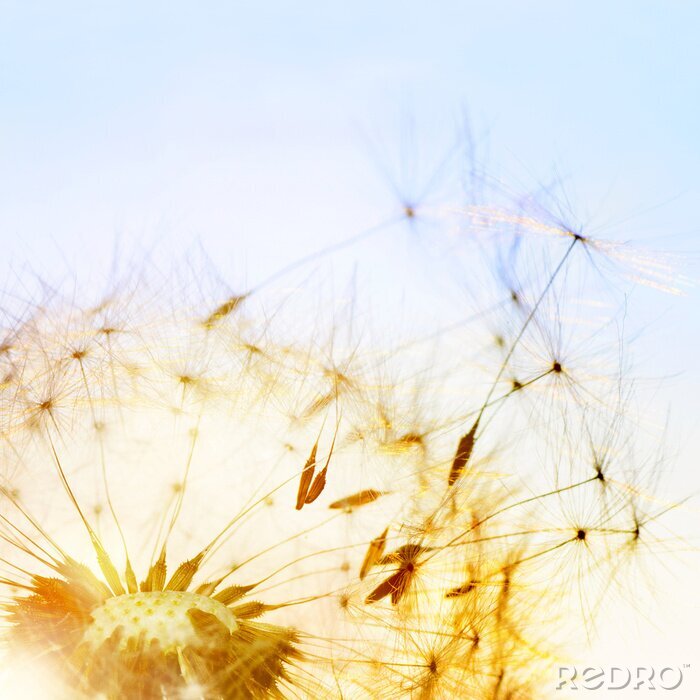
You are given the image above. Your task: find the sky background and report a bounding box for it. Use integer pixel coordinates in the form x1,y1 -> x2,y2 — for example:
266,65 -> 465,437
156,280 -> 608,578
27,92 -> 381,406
1,2 -> 699,695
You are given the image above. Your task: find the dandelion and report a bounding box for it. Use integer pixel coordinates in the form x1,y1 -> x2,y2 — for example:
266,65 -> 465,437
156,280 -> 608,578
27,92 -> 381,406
0,134 -> 686,699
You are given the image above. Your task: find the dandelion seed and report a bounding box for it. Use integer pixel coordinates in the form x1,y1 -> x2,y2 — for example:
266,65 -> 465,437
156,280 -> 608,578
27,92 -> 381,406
328,489 -> 385,510
366,544 -> 427,605
201,295 -> 247,330
448,418 -> 480,486
304,465 -> 327,504
365,569 -> 411,605
295,442 -> 318,510
359,527 -> 389,580
304,425 -> 338,505
445,579 -> 479,598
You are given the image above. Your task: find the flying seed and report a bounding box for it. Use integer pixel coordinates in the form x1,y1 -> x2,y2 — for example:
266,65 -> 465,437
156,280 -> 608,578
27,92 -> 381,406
445,580 -> 479,598
448,417 -> 480,486
360,527 -> 388,580
329,489 -> 385,510
378,543 -> 427,565
365,569 -> 412,605
301,424 -> 338,506
202,295 -> 247,329
304,466 -> 327,504
295,442 -> 318,510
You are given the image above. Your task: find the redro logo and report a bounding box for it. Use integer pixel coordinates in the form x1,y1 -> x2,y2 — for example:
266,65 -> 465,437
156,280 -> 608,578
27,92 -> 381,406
556,666 -> 685,691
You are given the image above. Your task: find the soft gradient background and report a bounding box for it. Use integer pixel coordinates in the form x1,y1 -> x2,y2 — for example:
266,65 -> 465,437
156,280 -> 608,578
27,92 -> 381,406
1,2 -> 698,696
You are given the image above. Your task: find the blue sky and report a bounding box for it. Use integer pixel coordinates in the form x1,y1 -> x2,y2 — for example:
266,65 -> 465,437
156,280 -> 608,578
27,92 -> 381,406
2,1 -> 698,408
1,8 -> 698,413
2,1 -> 699,274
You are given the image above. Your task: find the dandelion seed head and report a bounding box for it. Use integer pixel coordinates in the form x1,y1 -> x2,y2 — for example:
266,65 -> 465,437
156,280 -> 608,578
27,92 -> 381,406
82,591 -> 238,651
0,122 -> 688,698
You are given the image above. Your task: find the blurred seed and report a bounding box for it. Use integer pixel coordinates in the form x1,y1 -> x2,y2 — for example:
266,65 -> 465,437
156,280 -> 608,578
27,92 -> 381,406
448,417 -> 480,486
329,489 -> 385,510
360,527 -> 388,580
202,295 -> 247,329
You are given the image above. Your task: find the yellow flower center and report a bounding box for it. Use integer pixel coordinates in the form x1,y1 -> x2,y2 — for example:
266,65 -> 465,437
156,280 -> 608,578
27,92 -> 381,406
82,591 -> 237,651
